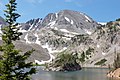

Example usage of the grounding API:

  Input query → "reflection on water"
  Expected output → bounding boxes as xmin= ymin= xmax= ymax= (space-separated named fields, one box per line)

xmin=32 ymin=67 xmax=119 ymax=80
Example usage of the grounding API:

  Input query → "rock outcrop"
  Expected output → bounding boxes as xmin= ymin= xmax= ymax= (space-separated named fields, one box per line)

xmin=45 ymin=53 xmax=81 ymax=71
xmin=107 ymin=68 xmax=120 ymax=79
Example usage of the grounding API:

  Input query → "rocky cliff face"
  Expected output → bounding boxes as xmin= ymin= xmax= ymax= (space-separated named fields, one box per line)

xmin=19 ymin=18 xmax=43 ymax=32
xmin=0 ymin=10 xmax=120 ymax=67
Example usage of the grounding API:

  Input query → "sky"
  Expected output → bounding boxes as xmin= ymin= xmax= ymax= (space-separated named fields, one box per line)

xmin=0 ymin=0 xmax=120 ymax=23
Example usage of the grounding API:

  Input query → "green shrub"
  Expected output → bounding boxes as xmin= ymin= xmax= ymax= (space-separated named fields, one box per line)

xmin=95 ymin=59 xmax=107 ymax=65
xmin=54 ymin=53 xmax=79 ymax=67
xmin=79 ymin=52 xmax=85 ymax=63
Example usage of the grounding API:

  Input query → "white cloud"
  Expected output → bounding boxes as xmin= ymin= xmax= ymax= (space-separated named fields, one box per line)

xmin=26 ymin=0 xmax=44 ymax=4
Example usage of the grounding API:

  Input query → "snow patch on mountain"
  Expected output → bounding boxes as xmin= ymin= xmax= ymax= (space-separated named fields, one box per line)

xmin=55 ymin=13 xmax=58 ymax=18
xmin=34 ymin=42 xmax=68 ymax=65
xmin=18 ymin=26 xmax=27 ymax=32
xmin=49 ymin=25 xmax=58 ymax=30
xmin=97 ymin=44 xmax=100 ymax=48
xmin=79 ymin=12 xmax=92 ymax=23
xmin=38 ymin=19 xmax=41 ymax=23
xmin=28 ymin=24 xmax=34 ymax=31
xmin=84 ymin=15 xmax=92 ymax=22
xmin=98 ymin=22 xmax=106 ymax=25
xmin=48 ymin=21 xmax=56 ymax=27
xmin=71 ymin=19 xmax=74 ymax=24
xmin=41 ymin=43 xmax=67 ymax=54
xmin=84 ymin=29 xmax=92 ymax=35
xmin=65 ymin=17 xmax=70 ymax=22
xmin=19 ymin=29 xmax=27 ymax=32
xmin=62 ymin=37 xmax=71 ymax=40
xmin=24 ymin=34 xmax=32 ymax=44
xmin=64 ymin=34 xmax=74 ymax=37
xmin=60 ymin=29 xmax=79 ymax=35
xmin=0 ymin=24 xmax=2 ymax=34
xmin=102 ymin=52 xmax=106 ymax=56
xmin=34 ymin=33 xmax=41 ymax=45
xmin=60 ymin=29 xmax=70 ymax=33
xmin=35 ymin=19 xmax=41 ymax=28
xmin=54 ymin=27 xmax=58 ymax=30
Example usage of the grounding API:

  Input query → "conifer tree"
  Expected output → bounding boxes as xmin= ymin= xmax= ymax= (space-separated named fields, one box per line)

xmin=0 ymin=0 xmax=36 ymax=80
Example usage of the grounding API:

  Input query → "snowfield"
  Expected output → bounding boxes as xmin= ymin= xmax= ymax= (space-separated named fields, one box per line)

xmin=34 ymin=43 xmax=67 ymax=65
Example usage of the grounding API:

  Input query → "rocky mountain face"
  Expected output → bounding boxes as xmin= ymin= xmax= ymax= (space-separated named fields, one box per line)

xmin=0 ymin=10 xmax=120 ymax=67
xmin=42 ymin=10 xmax=98 ymax=34
xmin=19 ymin=18 xmax=43 ymax=32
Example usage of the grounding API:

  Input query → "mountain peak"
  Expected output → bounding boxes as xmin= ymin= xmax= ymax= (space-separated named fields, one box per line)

xmin=42 ymin=10 xmax=99 ymax=34
xmin=20 ymin=18 xmax=43 ymax=31
xmin=60 ymin=10 xmax=82 ymax=15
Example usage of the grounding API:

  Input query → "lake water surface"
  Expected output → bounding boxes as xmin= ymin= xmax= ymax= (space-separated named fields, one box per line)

xmin=32 ymin=67 xmax=119 ymax=80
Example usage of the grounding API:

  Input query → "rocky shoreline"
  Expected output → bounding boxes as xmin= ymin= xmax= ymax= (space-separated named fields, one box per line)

xmin=107 ymin=68 xmax=120 ymax=79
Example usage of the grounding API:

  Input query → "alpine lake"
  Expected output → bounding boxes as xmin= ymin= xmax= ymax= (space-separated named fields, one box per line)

xmin=32 ymin=67 xmax=119 ymax=80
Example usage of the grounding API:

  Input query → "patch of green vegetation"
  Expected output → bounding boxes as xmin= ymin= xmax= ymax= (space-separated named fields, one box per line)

xmin=71 ymin=34 xmax=90 ymax=46
xmin=47 ymin=51 xmax=80 ymax=70
xmin=86 ymin=47 xmax=94 ymax=55
xmin=79 ymin=47 xmax=94 ymax=63
xmin=79 ymin=52 xmax=85 ymax=63
xmin=95 ymin=59 xmax=107 ymax=65
xmin=55 ymin=53 xmax=79 ymax=67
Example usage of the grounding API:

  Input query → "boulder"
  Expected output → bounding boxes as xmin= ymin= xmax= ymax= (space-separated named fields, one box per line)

xmin=107 ymin=68 xmax=120 ymax=79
